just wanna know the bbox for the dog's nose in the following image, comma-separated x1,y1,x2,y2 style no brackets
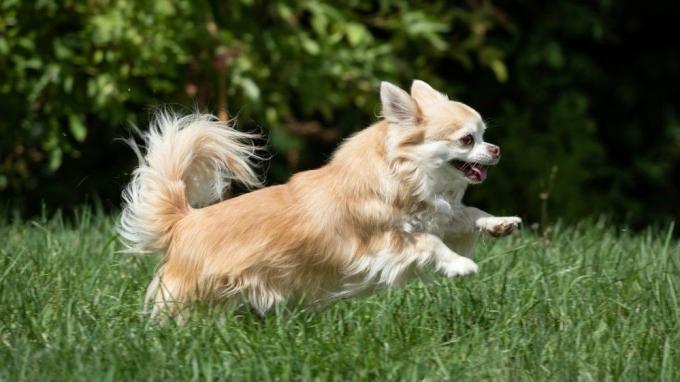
487,145,501,158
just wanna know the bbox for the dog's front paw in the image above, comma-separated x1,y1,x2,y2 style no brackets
476,216,522,237
442,256,479,277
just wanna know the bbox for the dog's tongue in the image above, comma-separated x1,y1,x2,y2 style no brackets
468,164,487,182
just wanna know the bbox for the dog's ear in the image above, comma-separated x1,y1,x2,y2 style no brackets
380,81,421,126
410,79,448,105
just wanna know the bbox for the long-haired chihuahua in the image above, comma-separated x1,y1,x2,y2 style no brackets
119,80,521,317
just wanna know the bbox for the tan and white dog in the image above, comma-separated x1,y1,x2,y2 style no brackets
119,80,521,317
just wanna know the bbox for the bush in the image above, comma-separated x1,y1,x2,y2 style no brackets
1,0,678,227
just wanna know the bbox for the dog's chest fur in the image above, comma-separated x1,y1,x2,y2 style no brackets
400,188,467,236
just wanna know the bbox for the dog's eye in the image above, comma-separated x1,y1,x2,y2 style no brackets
459,134,474,146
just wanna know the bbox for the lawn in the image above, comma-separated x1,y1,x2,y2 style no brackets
0,209,678,381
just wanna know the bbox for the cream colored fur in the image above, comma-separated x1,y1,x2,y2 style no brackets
119,80,521,318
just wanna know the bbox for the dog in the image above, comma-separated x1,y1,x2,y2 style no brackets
119,80,521,317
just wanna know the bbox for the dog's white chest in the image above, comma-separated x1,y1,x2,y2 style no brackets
401,195,465,236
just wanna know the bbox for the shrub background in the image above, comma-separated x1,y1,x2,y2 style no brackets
1,0,678,227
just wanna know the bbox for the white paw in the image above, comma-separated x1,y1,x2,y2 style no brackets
442,256,479,277
476,216,522,237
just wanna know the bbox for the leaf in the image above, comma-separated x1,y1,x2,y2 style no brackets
544,42,564,69
301,36,320,55
239,78,260,102
68,114,87,142
276,3,294,23
489,59,508,83
48,147,62,172
309,5,329,35
53,40,72,60
345,23,366,46
0,38,9,55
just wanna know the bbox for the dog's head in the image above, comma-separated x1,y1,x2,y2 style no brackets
380,80,500,187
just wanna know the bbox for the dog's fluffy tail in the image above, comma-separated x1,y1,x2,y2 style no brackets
119,111,262,253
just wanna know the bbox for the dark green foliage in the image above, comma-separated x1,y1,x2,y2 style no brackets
1,1,678,226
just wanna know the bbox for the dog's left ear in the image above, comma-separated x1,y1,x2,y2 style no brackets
410,80,449,105
380,81,421,126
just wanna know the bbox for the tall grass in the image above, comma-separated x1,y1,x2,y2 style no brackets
0,209,677,381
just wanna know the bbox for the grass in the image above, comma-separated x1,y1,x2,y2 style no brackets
0,209,678,381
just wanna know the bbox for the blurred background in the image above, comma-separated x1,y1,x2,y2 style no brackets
1,0,678,228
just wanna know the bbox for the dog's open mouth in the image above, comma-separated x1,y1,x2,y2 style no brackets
450,160,487,182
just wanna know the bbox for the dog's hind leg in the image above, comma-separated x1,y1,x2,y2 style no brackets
144,265,197,319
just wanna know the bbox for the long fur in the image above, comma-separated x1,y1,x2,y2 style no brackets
118,80,521,318
119,111,262,253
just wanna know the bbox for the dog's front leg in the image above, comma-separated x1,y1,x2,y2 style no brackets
468,207,522,237
410,233,479,277
447,206,522,237
442,207,521,257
